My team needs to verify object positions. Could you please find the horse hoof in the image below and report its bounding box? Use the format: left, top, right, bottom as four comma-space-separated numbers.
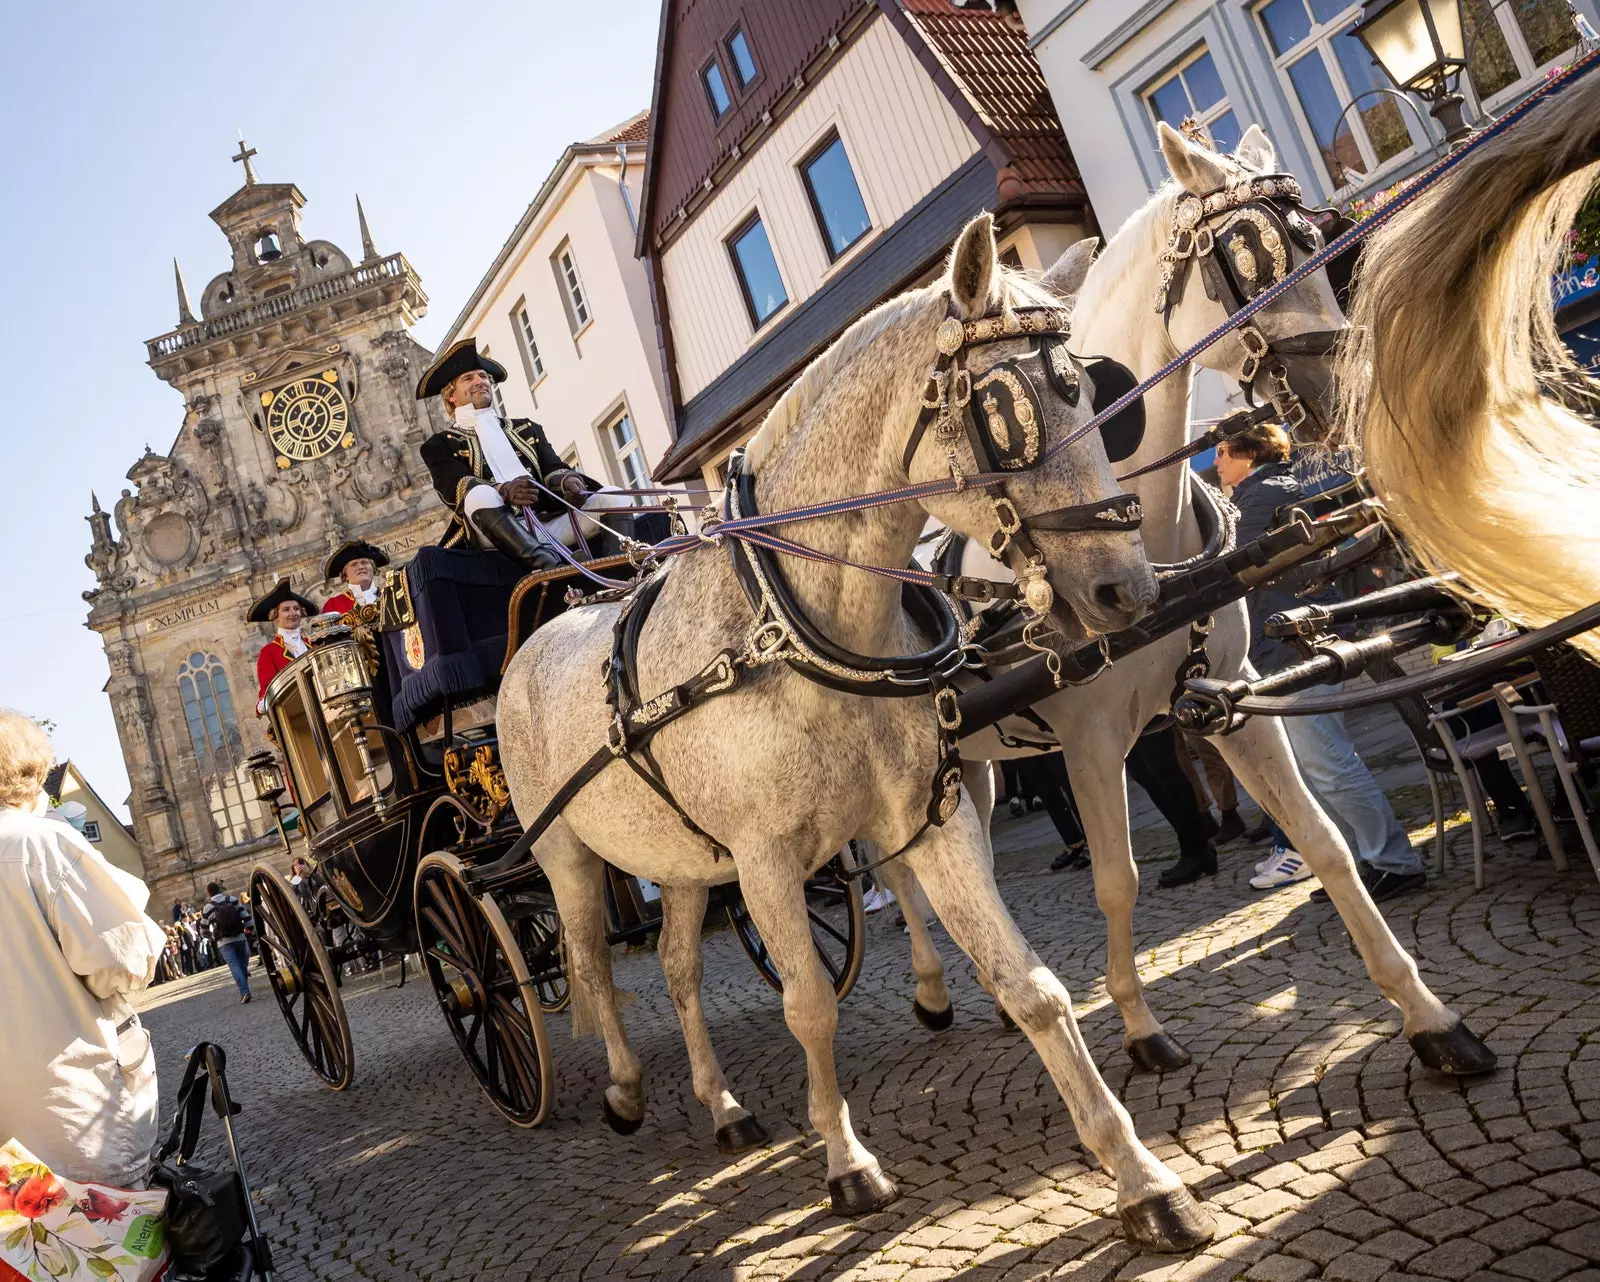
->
1410, 1022, 1498, 1075
1119, 1187, 1217, 1253
1127, 1033, 1192, 1074
715, 1115, 770, 1154
914, 999, 954, 1031
601, 1094, 644, 1135
829, 1166, 899, 1215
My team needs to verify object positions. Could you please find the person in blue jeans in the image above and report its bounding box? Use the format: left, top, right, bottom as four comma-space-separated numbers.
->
1215, 426, 1424, 902
202, 880, 253, 1003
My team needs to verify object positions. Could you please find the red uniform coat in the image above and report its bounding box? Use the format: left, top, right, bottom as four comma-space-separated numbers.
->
321, 591, 358, 617
255, 635, 302, 708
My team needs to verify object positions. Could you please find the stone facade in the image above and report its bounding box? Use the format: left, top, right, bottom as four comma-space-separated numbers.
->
84, 148, 445, 903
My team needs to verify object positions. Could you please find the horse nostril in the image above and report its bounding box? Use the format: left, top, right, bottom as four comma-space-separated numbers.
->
1093, 580, 1138, 616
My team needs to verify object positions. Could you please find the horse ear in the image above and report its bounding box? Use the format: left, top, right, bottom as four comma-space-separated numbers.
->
1157, 120, 1229, 194
947, 212, 998, 319
1039, 237, 1099, 300
1234, 123, 1277, 173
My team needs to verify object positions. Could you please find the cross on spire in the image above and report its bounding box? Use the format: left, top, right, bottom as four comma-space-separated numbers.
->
232, 135, 258, 185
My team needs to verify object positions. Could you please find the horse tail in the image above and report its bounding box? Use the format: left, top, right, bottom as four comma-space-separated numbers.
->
1335, 70, 1600, 659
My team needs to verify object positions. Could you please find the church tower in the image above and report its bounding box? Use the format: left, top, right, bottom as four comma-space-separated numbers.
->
85, 142, 444, 900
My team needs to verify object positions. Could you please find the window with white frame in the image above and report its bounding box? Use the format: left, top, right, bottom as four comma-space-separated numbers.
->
1459, 0, 1576, 105
603, 408, 650, 500
552, 242, 591, 334
1143, 46, 1244, 155
83, 820, 101, 842
513, 302, 545, 388
1256, 0, 1425, 193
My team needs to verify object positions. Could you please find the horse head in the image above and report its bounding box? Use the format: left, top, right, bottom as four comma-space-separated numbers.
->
909, 213, 1158, 635
1155, 122, 1348, 440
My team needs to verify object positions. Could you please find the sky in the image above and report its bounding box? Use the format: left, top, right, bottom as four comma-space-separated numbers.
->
0, 1, 663, 820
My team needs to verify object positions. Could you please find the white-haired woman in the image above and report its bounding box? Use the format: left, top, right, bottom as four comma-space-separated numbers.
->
0, 710, 166, 1186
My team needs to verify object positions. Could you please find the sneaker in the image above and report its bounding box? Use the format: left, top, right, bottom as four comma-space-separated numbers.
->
240, 992, 252, 1004
862, 886, 897, 914
1008, 797, 1026, 818
1310, 862, 1426, 903
1250, 845, 1314, 890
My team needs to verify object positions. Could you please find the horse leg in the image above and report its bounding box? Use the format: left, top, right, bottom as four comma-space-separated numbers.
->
904, 801, 1215, 1252
736, 859, 896, 1215
657, 882, 768, 1153
1062, 742, 1188, 1073
873, 855, 952, 1030
540, 836, 647, 1130
1214, 716, 1496, 1073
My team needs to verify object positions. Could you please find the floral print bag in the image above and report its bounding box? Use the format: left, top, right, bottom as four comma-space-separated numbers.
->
0, 1140, 168, 1281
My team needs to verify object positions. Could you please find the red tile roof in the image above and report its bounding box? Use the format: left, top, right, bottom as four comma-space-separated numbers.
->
891, 0, 1082, 201
602, 112, 651, 146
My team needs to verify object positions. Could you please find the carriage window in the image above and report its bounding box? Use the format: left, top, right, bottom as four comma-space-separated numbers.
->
273, 682, 335, 834
328, 713, 393, 805
1256, 0, 1423, 194
1143, 47, 1243, 156
177, 653, 266, 847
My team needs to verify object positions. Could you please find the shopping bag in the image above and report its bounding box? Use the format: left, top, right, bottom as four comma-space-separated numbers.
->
0, 1140, 168, 1282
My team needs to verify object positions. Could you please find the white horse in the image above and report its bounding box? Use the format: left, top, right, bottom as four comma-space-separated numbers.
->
876, 123, 1498, 1084
497, 214, 1223, 1250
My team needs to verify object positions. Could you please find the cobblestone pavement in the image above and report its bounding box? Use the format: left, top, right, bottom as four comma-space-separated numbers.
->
137, 782, 1600, 1282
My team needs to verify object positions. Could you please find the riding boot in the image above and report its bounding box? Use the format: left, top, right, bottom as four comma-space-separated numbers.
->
469, 504, 564, 574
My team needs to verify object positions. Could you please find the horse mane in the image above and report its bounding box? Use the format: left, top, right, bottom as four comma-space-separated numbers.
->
743, 259, 1067, 473
1335, 71, 1600, 660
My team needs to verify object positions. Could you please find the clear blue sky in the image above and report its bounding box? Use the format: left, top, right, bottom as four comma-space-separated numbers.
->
0, 1, 662, 820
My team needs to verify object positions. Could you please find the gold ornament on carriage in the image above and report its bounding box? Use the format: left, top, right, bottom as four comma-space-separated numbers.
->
443, 744, 512, 824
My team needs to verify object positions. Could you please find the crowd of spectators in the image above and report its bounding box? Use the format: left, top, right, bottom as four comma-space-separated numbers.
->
154, 884, 256, 1000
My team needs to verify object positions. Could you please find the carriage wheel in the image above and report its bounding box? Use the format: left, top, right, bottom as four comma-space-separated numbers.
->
510, 892, 571, 1014
249, 864, 355, 1090
726, 849, 866, 999
415, 853, 553, 1127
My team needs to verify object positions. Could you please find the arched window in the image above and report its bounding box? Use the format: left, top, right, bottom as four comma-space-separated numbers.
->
177, 653, 265, 847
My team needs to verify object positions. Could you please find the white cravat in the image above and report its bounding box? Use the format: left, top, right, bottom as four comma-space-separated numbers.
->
454, 404, 528, 487
349, 583, 378, 606
278, 627, 308, 658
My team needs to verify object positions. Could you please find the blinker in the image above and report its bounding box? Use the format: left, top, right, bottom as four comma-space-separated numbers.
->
1083, 357, 1145, 463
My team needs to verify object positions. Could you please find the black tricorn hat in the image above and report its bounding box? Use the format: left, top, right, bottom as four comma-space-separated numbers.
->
246, 579, 319, 624
323, 539, 391, 582
415, 337, 508, 401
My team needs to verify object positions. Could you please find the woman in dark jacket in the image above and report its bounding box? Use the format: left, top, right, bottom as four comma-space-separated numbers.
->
1215, 425, 1425, 901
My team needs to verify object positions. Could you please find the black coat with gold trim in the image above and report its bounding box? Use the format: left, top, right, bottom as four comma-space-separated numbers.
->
419, 418, 591, 548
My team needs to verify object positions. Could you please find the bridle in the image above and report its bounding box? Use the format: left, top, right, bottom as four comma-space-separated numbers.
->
1156, 171, 1345, 434
900, 301, 1146, 623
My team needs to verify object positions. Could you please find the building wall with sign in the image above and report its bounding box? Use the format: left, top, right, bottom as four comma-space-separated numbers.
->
83, 153, 447, 902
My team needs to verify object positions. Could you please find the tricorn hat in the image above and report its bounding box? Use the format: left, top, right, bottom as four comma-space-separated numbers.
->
415, 337, 508, 401
246, 579, 318, 624
323, 539, 391, 582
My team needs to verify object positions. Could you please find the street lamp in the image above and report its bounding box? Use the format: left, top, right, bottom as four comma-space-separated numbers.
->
1352, 0, 1472, 143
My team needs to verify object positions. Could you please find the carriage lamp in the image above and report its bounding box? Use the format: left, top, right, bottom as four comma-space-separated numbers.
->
246, 749, 286, 803
310, 640, 371, 712
1353, 0, 1471, 143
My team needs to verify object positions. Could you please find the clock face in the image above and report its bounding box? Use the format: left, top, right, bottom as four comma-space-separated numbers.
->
261, 372, 353, 466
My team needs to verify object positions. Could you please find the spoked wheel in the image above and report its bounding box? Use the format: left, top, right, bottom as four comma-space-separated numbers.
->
510, 892, 571, 1014
415, 853, 553, 1127
249, 863, 354, 1090
727, 848, 867, 999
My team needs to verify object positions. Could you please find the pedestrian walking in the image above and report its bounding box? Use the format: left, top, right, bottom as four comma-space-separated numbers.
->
203, 880, 253, 1003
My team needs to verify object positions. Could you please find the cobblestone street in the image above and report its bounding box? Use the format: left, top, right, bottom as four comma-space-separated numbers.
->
136, 767, 1600, 1282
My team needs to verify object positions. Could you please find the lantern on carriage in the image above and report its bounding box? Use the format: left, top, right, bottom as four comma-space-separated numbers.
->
1352, 0, 1471, 143
246, 748, 286, 803
309, 635, 389, 815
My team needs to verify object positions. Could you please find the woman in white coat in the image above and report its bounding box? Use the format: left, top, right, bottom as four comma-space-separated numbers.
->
0, 711, 167, 1187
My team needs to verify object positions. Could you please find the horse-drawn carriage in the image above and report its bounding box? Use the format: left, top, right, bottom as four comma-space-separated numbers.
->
246, 528, 865, 1127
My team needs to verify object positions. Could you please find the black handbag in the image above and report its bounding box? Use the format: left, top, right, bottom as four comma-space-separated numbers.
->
148, 1044, 252, 1278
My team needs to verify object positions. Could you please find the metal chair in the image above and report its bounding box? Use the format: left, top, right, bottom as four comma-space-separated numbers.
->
1497, 644, 1600, 884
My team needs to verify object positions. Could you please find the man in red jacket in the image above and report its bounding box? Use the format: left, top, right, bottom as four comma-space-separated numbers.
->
249, 580, 318, 712
321, 540, 388, 621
